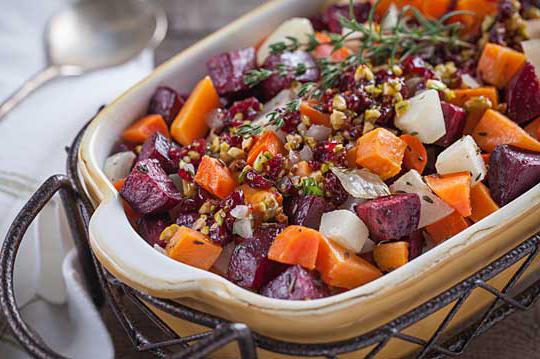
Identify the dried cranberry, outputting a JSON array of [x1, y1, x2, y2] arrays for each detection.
[[222, 190, 245, 211], [220, 132, 242, 147], [148, 86, 184, 125], [324, 171, 348, 206], [309, 13, 328, 32], [265, 154, 287, 179], [228, 97, 262, 122], [375, 68, 395, 83], [175, 212, 198, 228], [209, 222, 233, 246], [168, 138, 206, 167], [281, 111, 301, 133], [345, 89, 372, 113], [338, 70, 357, 92], [313, 141, 346, 166], [402, 56, 435, 79], [277, 176, 295, 195], [245, 170, 273, 189]]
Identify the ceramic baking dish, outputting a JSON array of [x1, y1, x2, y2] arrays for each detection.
[[79, 0, 540, 356]]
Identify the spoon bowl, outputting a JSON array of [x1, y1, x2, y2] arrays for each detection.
[[0, 0, 167, 120]]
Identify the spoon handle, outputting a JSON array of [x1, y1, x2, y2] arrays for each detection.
[[0, 66, 79, 122]]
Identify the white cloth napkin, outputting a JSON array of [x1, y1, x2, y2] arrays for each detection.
[[0, 0, 154, 356]]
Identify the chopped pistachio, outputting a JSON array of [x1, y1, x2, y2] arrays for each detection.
[[392, 65, 403, 76], [210, 135, 220, 153], [182, 180, 196, 198], [395, 100, 410, 117], [159, 224, 181, 244], [253, 152, 269, 172], [354, 64, 374, 82], [330, 110, 347, 130], [227, 147, 245, 160], [192, 216, 207, 231], [134, 145, 142, 154], [285, 134, 303, 151], [321, 163, 330, 174], [365, 84, 382, 95], [365, 108, 381, 122], [332, 94, 347, 111], [363, 120, 375, 134], [464, 96, 492, 112], [426, 79, 447, 92], [383, 79, 402, 96], [199, 201, 214, 214], [200, 226, 210, 235], [304, 136, 316, 148]]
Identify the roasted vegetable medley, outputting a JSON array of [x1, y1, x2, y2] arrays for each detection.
[[106, 0, 540, 300]]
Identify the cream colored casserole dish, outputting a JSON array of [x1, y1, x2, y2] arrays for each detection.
[[79, 0, 540, 357]]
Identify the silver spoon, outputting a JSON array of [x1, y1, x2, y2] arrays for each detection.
[[0, 0, 167, 121]]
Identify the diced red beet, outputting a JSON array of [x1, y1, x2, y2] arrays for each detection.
[[227, 224, 287, 290], [147, 86, 184, 125], [324, 171, 348, 206], [120, 159, 182, 215], [285, 195, 335, 230], [260, 265, 329, 300], [488, 145, 540, 206], [506, 62, 540, 125], [206, 47, 257, 96], [261, 51, 319, 100], [407, 231, 425, 261], [424, 145, 442, 176], [355, 194, 421, 242], [324, 3, 371, 33], [437, 102, 467, 147], [228, 97, 262, 122], [244, 170, 273, 189], [138, 133, 176, 174], [137, 216, 169, 247]]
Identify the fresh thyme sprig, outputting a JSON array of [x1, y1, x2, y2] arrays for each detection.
[[236, 99, 301, 137], [245, 0, 472, 94]]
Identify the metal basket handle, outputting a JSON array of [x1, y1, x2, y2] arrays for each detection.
[[0, 175, 86, 359]]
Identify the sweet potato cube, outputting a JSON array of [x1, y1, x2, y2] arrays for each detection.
[[166, 226, 222, 270], [356, 128, 407, 180], [478, 43, 526, 88], [469, 182, 499, 222], [425, 172, 472, 217], [171, 76, 220, 146], [268, 225, 322, 270], [373, 241, 409, 272], [316, 236, 382, 289], [472, 109, 540, 152], [425, 212, 469, 244], [450, 87, 499, 108], [247, 131, 285, 165], [194, 156, 237, 200]]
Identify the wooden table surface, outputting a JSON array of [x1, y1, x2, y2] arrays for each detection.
[[102, 1, 540, 357]]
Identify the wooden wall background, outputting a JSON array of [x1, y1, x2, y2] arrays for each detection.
[[101, 1, 540, 357]]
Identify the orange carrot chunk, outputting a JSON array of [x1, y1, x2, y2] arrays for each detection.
[[268, 225, 322, 270], [122, 114, 169, 143], [373, 241, 410, 272], [300, 101, 331, 127], [316, 236, 382, 289], [469, 183, 499, 222], [450, 87, 499, 108], [419, 0, 452, 19], [400, 134, 428, 174], [425, 172, 472, 217], [194, 156, 236, 200], [166, 226, 222, 270], [525, 117, 540, 141], [246, 131, 285, 165], [472, 109, 540, 152], [171, 76, 220, 146], [313, 32, 353, 62], [240, 184, 282, 221], [450, 0, 499, 35], [477, 43, 527, 88], [426, 212, 470, 244], [356, 128, 407, 180]]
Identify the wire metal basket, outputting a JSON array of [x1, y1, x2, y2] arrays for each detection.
[[1, 121, 539, 359]]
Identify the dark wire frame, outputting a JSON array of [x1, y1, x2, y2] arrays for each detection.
[[1, 121, 540, 359]]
